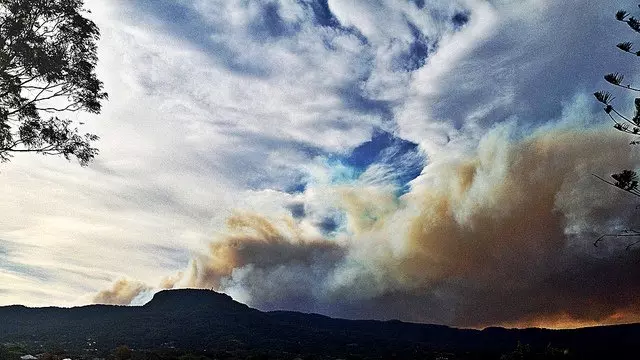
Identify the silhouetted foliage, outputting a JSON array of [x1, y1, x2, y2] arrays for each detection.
[[0, 0, 107, 165], [593, 4, 640, 248], [612, 169, 639, 190]]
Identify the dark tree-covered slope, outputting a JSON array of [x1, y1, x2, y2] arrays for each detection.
[[0, 289, 638, 359]]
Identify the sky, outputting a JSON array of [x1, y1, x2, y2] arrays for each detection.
[[2, 0, 640, 329]]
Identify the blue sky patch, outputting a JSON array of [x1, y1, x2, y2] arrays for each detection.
[[338, 82, 394, 122], [249, 2, 300, 41], [301, 0, 341, 28], [392, 21, 432, 72], [317, 216, 340, 234], [285, 181, 308, 194], [0, 240, 52, 282], [452, 11, 470, 29], [325, 130, 425, 193], [412, 0, 426, 9], [287, 203, 306, 219], [300, 0, 369, 44]]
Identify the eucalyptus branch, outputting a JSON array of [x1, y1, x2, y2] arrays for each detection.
[[37, 101, 82, 113], [5, 82, 54, 116], [0, 0, 107, 166]]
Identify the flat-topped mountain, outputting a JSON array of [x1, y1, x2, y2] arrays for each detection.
[[143, 288, 251, 312], [0, 289, 638, 359]]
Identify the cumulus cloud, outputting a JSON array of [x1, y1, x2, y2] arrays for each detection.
[[397, 0, 639, 156]]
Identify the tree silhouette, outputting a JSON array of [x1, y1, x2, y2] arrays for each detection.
[[593, 4, 640, 248], [0, 0, 107, 166]]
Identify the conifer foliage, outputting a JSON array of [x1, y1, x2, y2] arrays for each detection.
[[593, 4, 640, 247]]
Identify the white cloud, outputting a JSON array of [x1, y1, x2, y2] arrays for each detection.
[[1, 0, 640, 329]]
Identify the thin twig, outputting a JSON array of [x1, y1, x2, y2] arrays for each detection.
[[594, 233, 640, 247]]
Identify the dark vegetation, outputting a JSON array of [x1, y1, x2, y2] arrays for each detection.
[[593, 4, 640, 247], [0, 289, 638, 360], [0, 0, 107, 165]]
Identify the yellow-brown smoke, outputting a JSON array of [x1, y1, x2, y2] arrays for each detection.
[[96, 127, 640, 328], [93, 278, 151, 305]]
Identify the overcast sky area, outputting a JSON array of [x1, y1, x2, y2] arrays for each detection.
[[2, 0, 640, 329]]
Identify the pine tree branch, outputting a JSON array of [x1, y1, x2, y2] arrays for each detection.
[[592, 173, 640, 198]]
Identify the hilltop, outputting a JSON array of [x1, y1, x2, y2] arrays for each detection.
[[0, 289, 638, 359]]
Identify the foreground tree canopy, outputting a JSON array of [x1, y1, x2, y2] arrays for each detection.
[[0, 0, 106, 166], [593, 4, 640, 247]]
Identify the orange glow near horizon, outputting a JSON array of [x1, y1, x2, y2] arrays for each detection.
[[495, 312, 640, 330]]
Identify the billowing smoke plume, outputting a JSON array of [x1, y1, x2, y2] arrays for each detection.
[[165, 213, 347, 310], [96, 126, 640, 328], [93, 278, 151, 305]]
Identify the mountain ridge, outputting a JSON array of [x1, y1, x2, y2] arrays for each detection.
[[0, 289, 638, 359]]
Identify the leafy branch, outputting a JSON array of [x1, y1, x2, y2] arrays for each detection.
[[0, 0, 107, 166]]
